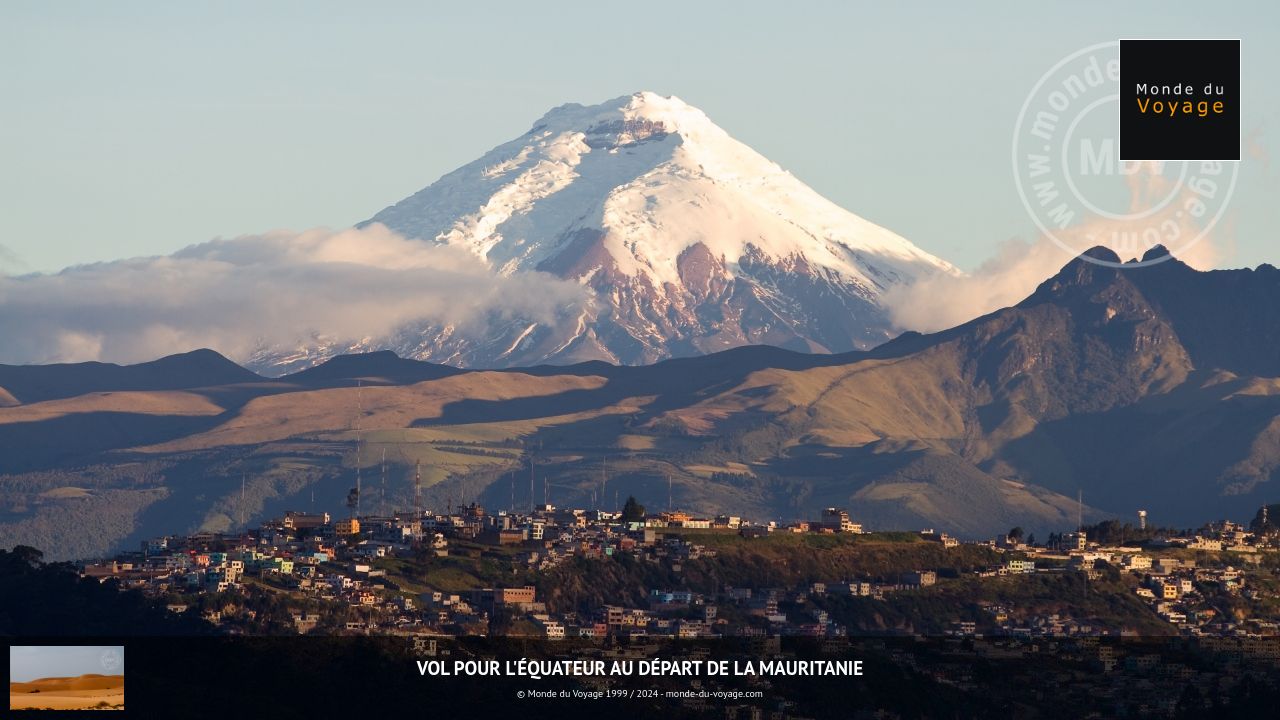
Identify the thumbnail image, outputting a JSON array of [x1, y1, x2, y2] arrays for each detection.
[[9, 646, 124, 712]]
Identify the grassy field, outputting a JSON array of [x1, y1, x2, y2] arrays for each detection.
[[372, 541, 531, 595]]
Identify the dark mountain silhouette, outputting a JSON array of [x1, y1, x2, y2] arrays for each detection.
[[1122, 247, 1280, 377], [0, 349, 261, 404], [282, 350, 466, 387]]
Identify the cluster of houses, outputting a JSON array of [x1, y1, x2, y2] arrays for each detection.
[[966, 520, 1280, 638], [76, 499, 1280, 640], [75, 503, 921, 637]]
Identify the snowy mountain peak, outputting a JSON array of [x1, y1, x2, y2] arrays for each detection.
[[532, 92, 719, 145], [367, 91, 954, 288], [257, 93, 961, 372]]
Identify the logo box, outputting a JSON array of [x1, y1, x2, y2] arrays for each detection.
[[1119, 39, 1240, 161]]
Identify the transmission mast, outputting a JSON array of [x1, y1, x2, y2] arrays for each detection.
[[413, 459, 422, 521], [354, 380, 363, 518]]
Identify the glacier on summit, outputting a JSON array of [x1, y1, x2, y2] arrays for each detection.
[[252, 92, 957, 373]]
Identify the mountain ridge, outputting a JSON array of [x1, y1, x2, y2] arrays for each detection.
[[0, 349, 261, 405], [3, 247, 1280, 559]]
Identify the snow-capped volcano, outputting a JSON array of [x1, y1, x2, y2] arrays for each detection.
[[256, 92, 956, 372]]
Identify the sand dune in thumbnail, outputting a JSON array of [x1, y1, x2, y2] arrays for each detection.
[[9, 673, 124, 710]]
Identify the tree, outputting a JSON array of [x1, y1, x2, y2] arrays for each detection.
[[621, 496, 646, 523], [0, 546, 215, 635], [9, 545, 44, 568], [1026, 533, 1037, 546]]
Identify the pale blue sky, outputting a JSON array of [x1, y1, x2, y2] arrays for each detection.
[[2, 1, 1277, 273], [9, 645, 124, 682]]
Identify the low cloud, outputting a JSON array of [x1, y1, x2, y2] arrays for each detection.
[[883, 237, 1072, 333], [885, 163, 1233, 333], [0, 224, 587, 366]]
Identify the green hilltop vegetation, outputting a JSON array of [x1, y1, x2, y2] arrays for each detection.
[[532, 532, 1003, 616]]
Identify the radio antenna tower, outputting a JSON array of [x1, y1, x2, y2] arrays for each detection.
[[240, 472, 246, 528], [413, 459, 422, 520], [1077, 489, 1083, 531], [354, 380, 363, 518], [380, 448, 387, 518]]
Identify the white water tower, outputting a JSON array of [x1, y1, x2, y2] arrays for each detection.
[[1138, 509, 1147, 531]]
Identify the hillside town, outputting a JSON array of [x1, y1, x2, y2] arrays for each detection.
[[73, 497, 1280, 645]]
